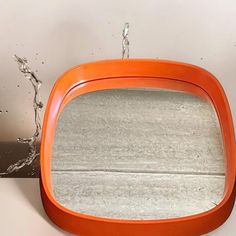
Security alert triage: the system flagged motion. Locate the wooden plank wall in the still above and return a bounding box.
[52,89,225,220]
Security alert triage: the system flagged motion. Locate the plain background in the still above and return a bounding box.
[0,0,236,141]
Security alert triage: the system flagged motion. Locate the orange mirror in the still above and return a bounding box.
[40,59,236,236]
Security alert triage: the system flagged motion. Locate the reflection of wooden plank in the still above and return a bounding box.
[52,90,224,174]
[52,171,225,220]
[52,89,225,219]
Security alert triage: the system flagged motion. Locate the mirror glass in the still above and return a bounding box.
[52,88,225,220]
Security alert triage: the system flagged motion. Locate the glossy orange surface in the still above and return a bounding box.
[40,59,236,236]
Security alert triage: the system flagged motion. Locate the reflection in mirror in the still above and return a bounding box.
[52,88,225,220]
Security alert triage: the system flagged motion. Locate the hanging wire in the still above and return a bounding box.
[122,23,130,59]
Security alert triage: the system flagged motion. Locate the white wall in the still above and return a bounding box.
[0,0,236,141]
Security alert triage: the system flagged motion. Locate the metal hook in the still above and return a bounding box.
[122,23,130,59]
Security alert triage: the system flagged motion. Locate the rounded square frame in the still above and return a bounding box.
[40,59,236,236]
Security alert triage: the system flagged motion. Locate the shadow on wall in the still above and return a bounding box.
[0,142,40,177]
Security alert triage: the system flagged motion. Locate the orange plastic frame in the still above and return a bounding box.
[40,59,236,236]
